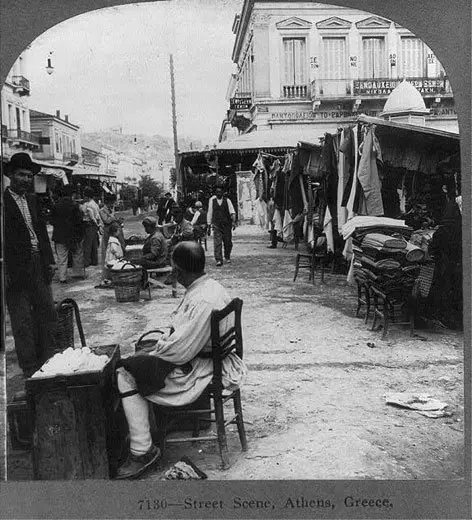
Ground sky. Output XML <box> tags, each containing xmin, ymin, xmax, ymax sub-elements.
<box><xmin>25</xmin><ymin>0</ymin><xmax>243</xmax><ymax>144</ymax></box>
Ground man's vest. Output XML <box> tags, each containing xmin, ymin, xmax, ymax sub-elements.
<box><xmin>212</xmin><ymin>197</ymin><xmax>232</xmax><ymax>227</ymax></box>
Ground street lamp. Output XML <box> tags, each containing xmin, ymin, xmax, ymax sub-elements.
<box><xmin>46</xmin><ymin>52</ymin><xmax>54</xmax><ymax>74</ymax></box>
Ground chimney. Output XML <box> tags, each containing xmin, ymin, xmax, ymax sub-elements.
<box><xmin>56</xmin><ymin>110</ymin><xmax>61</xmax><ymax>119</ymax></box>
<box><xmin>65</xmin><ymin>115</ymin><xmax>69</xmax><ymax>123</ymax></box>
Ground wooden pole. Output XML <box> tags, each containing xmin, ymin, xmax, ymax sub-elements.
<box><xmin>169</xmin><ymin>54</ymin><xmax>181</xmax><ymax>201</ymax></box>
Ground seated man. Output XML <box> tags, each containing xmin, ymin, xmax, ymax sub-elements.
<box><xmin>115</xmin><ymin>242</ymin><xmax>247</xmax><ymax>479</ymax></box>
<box><xmin>136</xmin><ymin>216</ymin><xmax>168</xmax><ymax>269</ymax></box>
<box><xmin>168</xmin><ymin>205</ymin><xmax>194</xmax><ymax>247</ymax></box>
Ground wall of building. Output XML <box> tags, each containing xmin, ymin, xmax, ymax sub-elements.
<box><xmin>31</xmin><ymin>116</ymin><xmax>81</xmax><ymax>164</ymax></box>
<box><xmin>227</xmin><ymin>1</ymin><xmax>456</xmax><ymax>135</ymax></box>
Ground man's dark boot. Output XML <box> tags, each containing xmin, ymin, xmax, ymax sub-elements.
<box><xmin>115</xmin><ymin>444</ymin><xmax>160</xmax><ymax>480</ymax></box>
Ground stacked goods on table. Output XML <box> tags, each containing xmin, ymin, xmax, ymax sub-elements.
<box><xmin>358</xmin><ymin>233</ymin><xmax>424</xmax><ymax>299</ymax></box>
<box><xmin>342</xmin><ymin>216</ymin><xmax>414</xmax><ymax>290</ymax></box>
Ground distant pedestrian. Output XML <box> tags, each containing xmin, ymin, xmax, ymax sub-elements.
<box><xmin>4</xmin><ymin>153</ymin><xmax>58</xmax><ymax>378</ymax></box>
<box><xmin>163</xmin><ymin>192</ymin><xmax>175</xmax><ymax>223</ymax></box>
<box><xmin>82</xmin><ymin>187</ymin><xmax>102</xmax><ymax>267</ymax></box>
<box><xmin>156</xmin><ymin>196</ymin><xmax>167</xmax><ymax>224</ymax></box>
<box><xmin>207</xmin><ymin>186</ymin><xmax>236</xmax><ymax>266</ymax></box>
<box><xmin>50</xmin><ymin>184</ymin><xmax>85</xmax><ymax>283</ymax></box>
<box><xmin>131</xmin><ymin>199</ymin><xmax>139</xmax><ymax>216</ymax></box>
<box><xmin>100</xmin><ymin>194</ymin><xmax>125</xmax><ymax>280</ymax></box>
<box><xmin>191</xmin><ymin>201</ymin><xmax>207</xmax><ymax>241</ymax></box>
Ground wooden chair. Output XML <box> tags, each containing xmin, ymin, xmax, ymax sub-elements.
<box><xmin>151</xmin><ymin>298</ymin><xmax>248</xmax><ymax>469</ymax></box>
<box><xmin>355</xmin><ymin>280</ymin><xmax>371</xmax><ymax>324</ymax></box>
<box><xmin>293</xmin><ymin>235</ymin><xmax>327</xmax><ymax>284</ymax></box>
<box><xmin>370</xmin><ymin>285</ymin><xmax>416</xmax><ymax>339</ymax></box>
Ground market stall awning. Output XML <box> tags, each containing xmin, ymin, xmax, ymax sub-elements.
<box><xmin>214</xmin><ymin>128</ymin><xmax>334</xmax><ymax>152</ymax></box>
<box><xmin>71</xmin><ymin>164</ymin><xmax>116</xmax><ymax>181</ymax></box>
<box><xmin>357</xmin><ymin>115</ymin><xmax>460</xmax><ymax>141</ymax></box>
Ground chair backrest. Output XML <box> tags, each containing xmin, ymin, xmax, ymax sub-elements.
<box><xmin>210</xmin><ymin>298</ymin><xmax>243</xmax><ymax>387</ymax></box>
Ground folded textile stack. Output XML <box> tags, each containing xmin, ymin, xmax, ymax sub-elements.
<box><xmin>352</xmin><ymin>228</ymin><xmax>422</xmax><ymax>299</ymax></box>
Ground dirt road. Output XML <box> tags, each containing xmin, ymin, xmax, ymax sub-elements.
<box><xmin>5</xmin><ymin>212</ymin><xmax>464</xmax><ymax>480</ymax></box>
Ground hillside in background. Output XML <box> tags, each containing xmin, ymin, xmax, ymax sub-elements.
<box><xmin>81</xmin><ymin>129</ymin><xmax>205</xmax><ymax>176</ymax></box>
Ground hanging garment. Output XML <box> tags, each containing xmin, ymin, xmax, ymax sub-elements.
<box><xmin>346</xmin><ymin>126</ymin><xmax>360</xmax><ymax>219</ymax></box>
<box><xmin>282</xmin><ymin>210</ymin><xmax>294</xmax><ymax>242</ymax></box>
<box><xmin>273</xmin><ymin>208</ymin><xmax>283</xmax><ymax>234</ymax></box>
<box><xmin>340</xmin><ymin>126</ymin><xmax>356</xmax><ymax>207</ymax></box>
<box><xmin>337</xmin><ymin>129</ymin><xmax>348</xmax><ymax>231</ymax></box>
<box><xmin>357</xmin><ymin>126</ymin><xmax>384</xmax><ymax>216</ymax></box>
<box><xmin>323</xmin><ymin>207</ymin><xmax>334</xmax><ymax>253</ymax></box>
<box><xmin>255</xmin><ymin>198</ymin><xmax>269</xmax><ymax>229</ymax></box>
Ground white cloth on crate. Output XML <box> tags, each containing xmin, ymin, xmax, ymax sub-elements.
<box><xmin>120</xmin><ymin>275</ymin><xmax>247</xmax><ymax>408</ymax></box>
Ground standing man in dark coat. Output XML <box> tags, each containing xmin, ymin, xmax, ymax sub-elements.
<box><xmin>163</xmin><ymin>192</ymin><xmax>175</xmax><ymax>223</ymax></box>
<box><xmin>207</xmin><ymin>187</ymin><xmax>236</xmax><ymax>266</ymax></box>
<box><xmin>50</xmin><ymin>184</ymin><xmax>85</xmax><ymax>283</ymax></box>
<box><xmin>4</xmin><ymin>153</ymin><xmax>58</xmax><ymax>378</ymax></box>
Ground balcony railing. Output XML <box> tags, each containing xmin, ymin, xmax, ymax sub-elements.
<box><xmin>63</xmin><ymin>152</ymin><xmax>79</xmax><ymax>162</ymax></box>
<box><xmin>8</xmin><ymin>129</ymin><xmax>40</xmax><ymax>145</ymax></box>
<box><xmin>311</xmin><ymin>77</ymin><xmax>453</xmax><ymax>100</ymax></box>
<box><xmin>12</xmin><ymin>75</ymin><xmax>30</xmax><ymax>95</ymax></box>
<box><xmin>283</xmin><ymin>85</ymin><xmax>309</xmax><ymax>99</ymax></box>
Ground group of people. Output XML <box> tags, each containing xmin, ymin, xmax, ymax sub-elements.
<box><xmin>3</xmin><ymin>152</ymin><xmax>247</xmax><ymax>481</ymax></box>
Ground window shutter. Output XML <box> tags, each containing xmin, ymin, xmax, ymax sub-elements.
<box><xmin>401</xmin><ymin>37</ymin><xmax>423</xmax><ymax>77</ymax></box>
<box><xmin>362</xmin><ymin>37</ymin><xmax>386</xmax><ymax>78</ymax></box>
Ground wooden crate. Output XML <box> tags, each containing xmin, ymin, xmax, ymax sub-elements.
<box><xmin>25</xmin><ymin>345</ymin><xmax>125</xmax><ymax>480</ymax></box>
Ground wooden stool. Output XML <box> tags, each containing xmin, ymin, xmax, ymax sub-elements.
<box><xmin>145</xmin><ymin>266</ymin><xmax>177</xmax><ymax>298</ymax></box>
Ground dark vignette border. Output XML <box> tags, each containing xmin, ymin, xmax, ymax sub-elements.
<box><xmin>0</xmin><ymin>0</ymin><xmax>470</xmax><ymax>518</ymax></box>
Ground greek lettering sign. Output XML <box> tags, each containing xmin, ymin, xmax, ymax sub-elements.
<box><xmin>269</xmin><ymin>109</ymin><xmax>380</xmax><ymax>121</ymax></box>
<box><xmin>230</xmin><ymin>97</ymin><xmax>252</xmax><ymax>110</ymax></box>
<box><xmin>353</xmin><ymin>78</ymin><xmax>446</xmax><ymax>96</ymax></box>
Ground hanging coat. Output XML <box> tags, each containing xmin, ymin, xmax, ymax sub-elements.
<box><xmin>357</xmin><ymin>126</ymin><xmax>384</xmax><ymax>216</ymax></box>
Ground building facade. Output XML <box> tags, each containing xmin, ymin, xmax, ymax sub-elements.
<box><xmin>224</xmin><ymin>0</ymin><xmax>457</xmax><ymax>141</ymax></box>
<box><xmin>1</xmin><ymin>51</ymin><xmax>40</xmax><ymax>160</ymax></box>
<box><xmin>30</xmin><ymin>109</ymin><xmax>81</xmax><ymax>167</ymax></box>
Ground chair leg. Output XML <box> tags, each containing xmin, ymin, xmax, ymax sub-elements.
<box><xmin>371</xmin><ymin>292</ymin><xmax>378</xmax><ymax>331</ymax></box>
<box><xmin>356</xmin><ymin>283</ymin><xmax>362</xmax><ymax>317</ymax></box>
<box><xmin>320</xmin><ymin>257</ymin><xmax>325</xmax><ymax>283</ymax></box>
<box><xmin>171</xmin><ymin>279</ymin><xmax>177</xmax><ymax>298</ymax></box>
<box><xmin>233</xmin><ymin>391</ymin><xmax>248</xmax><ymax>451</ymax></box>
<box><xmin>382</xmin><ymin>295</ymin><xmax>388</xmax><ymax>340</ymax></box>
<box><xmin>151</xmin><ymin>405</ymin><xmax>167</xmax><ymax>455</ymax></box>
<box><xmin>293</xmin><ymin>256</ymin><xmax>300</xmax><ymax>282</ymax></box>
<box><xmin>364</xmin><ymin>286</ymin><xmax>371</xmax><ymax>325</ymax></box>
<box><xmin>214</xmin><ymin>396</ymin><xmax>230</xmax><ymax>469</ymax></box>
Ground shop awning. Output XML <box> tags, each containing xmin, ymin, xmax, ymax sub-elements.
<box><xmin>357</xmin><ymin>115</ymin><xmax>460</xmax><ymax>141</ymax></box>
<box><xmin>215</xmin><ymin>128</ymin><xmax>332</xmax><ymax>152</ymax></box>
<box><xmin>71</xmin><ymin>164</ymin><xmax>116</xmax><ymax>180</ymax></box>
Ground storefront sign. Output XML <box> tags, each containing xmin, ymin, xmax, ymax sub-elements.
<box><xmin>353</xmin><ymin>78</ymin><xmax>446</xmax><ymax>96</ymax></box>
<box><xmin>230</xmin><ymin>97</ymin><xmax>252</xmax><ymax>110</ymax></box>
<box><xmin>269</xmin><ymin>109</ymin><xmax>380</xmax><ymax>121</ymax></box>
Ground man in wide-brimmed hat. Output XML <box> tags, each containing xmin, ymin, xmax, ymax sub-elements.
<box><xmin>4</xmin><ymin>153</ymin><xmax>58</xmax><ymax>378</ymax></box>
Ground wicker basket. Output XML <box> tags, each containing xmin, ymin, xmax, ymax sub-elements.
<box><xmin>114</xmin><ymin>284</ymin><xmax>141</xmax><ymax>302</ymax></box>
<box><xmin>124</xmin><ymin>245</ymin><xmax>144</xmax><ymax>263</ymax></box>
<box><xmin>125</xmin><ymin>234</ymin><xmax>146</xmax><ymax>246</ymax></box>
<box><xmin>52</xmin><ymin>298</ymin><xmax>86</xmax><ymax>350</ymax></box>
<box><xmin>110</xmin><ymin>264</ymin><xmax>143</xmax><ymax>285</ymax></box>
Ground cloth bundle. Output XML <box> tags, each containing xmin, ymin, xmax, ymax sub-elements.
<box><xmin>164</xmin><ymin>457</ymin><xmax>208</xmax><ymax>480</ymax></box>
<box><xmin>32</xmin><ymin>347</ymin><xmax>109</xmax><ymax>378</ymax></box>
<box><xmin>361</xmin><ymin>233</ymin><xmax>407</xmax><ymax>251</ymax></box>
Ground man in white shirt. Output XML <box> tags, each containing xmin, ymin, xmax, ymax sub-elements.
<box><xmin>115</xmin><ymin>241</ymin><xmax>246</xmax><ymax>479</ymax></box>
<box><xmin>207</xmin><ymin>187</ymin><xmax>236</xmax><ymax>266</ymax></box>
<box><xmin>82</xmin><ymin>187</ymin><xmax>102</xmax><ymax>267</ymax></box>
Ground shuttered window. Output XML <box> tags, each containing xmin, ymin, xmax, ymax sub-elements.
<box><xmin>322</xmin><ymin>37</ymin><xmax>346</xmax><ymax>79</ymax></box>
<box><xmin>401</xmin><ymin>37</ymin><xmax>424</xmax><ymax>77</ymax></box>
<box><xmin>361</xmin><ymin>37</ymin><xmax>386</xmax><ymax>78</ymax></box>
<box><xmin>283</xmin><ymin>38</ymin><xmax>307</xmax><ymax>85</ymax></box>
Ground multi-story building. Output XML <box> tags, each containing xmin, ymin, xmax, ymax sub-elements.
<box><xmin>1</xmin><ymin>51</ymin><xmax>40</xmax><ymax>160</ymax></box>
<box><xmin>30</xmin><ymin>109</ymin><xmax>81</xmax><ymax>167</ymax></box>
<box><xmin>223</xmin><ymin>0</ymin><xmax>457</xmax><ymax>141</ymax></box>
